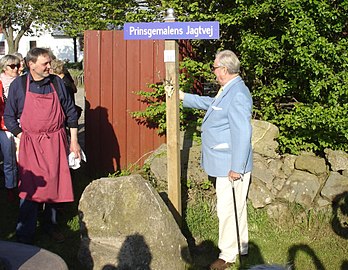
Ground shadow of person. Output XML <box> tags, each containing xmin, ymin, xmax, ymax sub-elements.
<box><xmin>331</xmin><ymin>191</ymin><xmax>348</xmax><ymax>239</ymax></box>
<box><xmin>287</xmin><ymin>244</ymin><xmax>325</xmax><ymax>270</ymax></box>
<box><xmin>331</xmin><ymin>191</ymin><xmax>348</xmax><ymax>269</ymax></box>
<box><xmin>181</xmin><ymin>239</ymin><xmax>219</xmax><ymax>270</ymax></box>
<box><xmin>77</xmin><ymin>211</ymin><xmax>94</xmax><ymax>270</ymax></box>
<box><xmin>18</xmin><ymin>169</ymin><xmax>47</xmax><ymax>199</ymax></box>
<box><xmin>109</xmin><ymin>233</ymin><xmax>152</xmax><ymax>270</ymax></box>
<box><xmin>85</xmin><ymin>101</ymin><xmax>121</xmax><ymax>178</ymax></box>
<box><xmin>238</xmin><ymin>241</ymin><xmax>266</xmax><ymax>269</ymax></box>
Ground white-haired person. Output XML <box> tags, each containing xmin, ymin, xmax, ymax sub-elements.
<box><xmin>0</xmin><ymin>54</ymin><xmax>20</xmax><ymax>202</ymax></box>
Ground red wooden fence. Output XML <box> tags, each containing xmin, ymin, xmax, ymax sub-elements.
<box><xmin>84</xmin><ymin>30</ymin><xmax>166</xmax><ymax>175</ymax></box>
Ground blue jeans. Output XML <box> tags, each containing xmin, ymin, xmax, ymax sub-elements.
<box><xmin>0</xmin><ymin>130</ymin><xmax>17</xmax><ymax>189</ymax></box>
<box><xmin>16</xmin><ymin>199</ymin><xmax>57</xmax><ymax>244</ymax></box>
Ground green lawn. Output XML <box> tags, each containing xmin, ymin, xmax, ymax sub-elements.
<box><xmin>184</xmin><ymin>194</ymin><xmax>348</xmax><ymax>270</ymax></box>
<box><xmin>1</xmin><ymin>167</ymin><xmax>347</xmax><ymax>270</ymax></box>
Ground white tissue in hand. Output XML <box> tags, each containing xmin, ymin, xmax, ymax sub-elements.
<box><xmin>68</xmin><ymin>151</ymin><xmax>86</xmax><ymax>170</ymax></box>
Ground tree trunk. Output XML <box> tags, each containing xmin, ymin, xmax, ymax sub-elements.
<box><xmin>3</xmin><ymin>24</ymin><xmax>31</xmax><ymax>54</ymax></box>
<box><xmin>6</xmin><ymin>39</ymin><xmax>16</xmax><ymax>54</ymax></box>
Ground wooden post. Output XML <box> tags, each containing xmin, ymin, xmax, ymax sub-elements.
<box><xmin>164</xmin><ymin>8</ymin><xmax>181</xmax><ymax>225</ymax></box>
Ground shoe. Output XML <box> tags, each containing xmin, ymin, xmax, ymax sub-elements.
<box><xmin>210</xmin><ymin>258</ymin><xmax>233</xmax><ymax>270</ymax></box>
<box><xmin>48</xmin><ymin>226</ymin><xmax>65</xmax><ymax>243</ymax></box>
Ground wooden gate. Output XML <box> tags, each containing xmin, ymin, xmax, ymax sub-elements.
<box><xmin>84</xmin><ymin>30</ymin><xmax>166</xmax><ymax>175</ymax></box>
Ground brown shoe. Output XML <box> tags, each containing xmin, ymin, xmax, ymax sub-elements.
<box><xmin>210</xmin><ymin>258</ymin><xmax>233</xmax><ymax>270</ymax></box>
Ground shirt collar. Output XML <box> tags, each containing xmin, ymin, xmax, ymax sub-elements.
<box><xmin>28</xmin><ymin>73</ymin><xmax>52</xmax><ymax>86</ymax></box>
<box><xmin>222</xmin><ymin>75</ymin><xmax>240</xmax><ymax>90</ymax></box>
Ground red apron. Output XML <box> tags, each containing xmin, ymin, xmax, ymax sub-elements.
<box><xmin>18</xmin><ymin>76</ymin><xmax>74</xmax><ymax>203</ymax></box>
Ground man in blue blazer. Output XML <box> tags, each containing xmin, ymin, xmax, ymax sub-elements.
<box><xmin>179</xmin><ymin>50</ymin><xmax>253</xmax><ymax>270</ymax></box>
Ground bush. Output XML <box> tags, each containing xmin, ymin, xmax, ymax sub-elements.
<box><xmin>132</xmin><ymin>1</ymin><xmax>348</xmax><ymax>155</ymax></box>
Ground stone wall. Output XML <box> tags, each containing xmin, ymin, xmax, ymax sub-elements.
<box><xmin>145</xmin><ymin>120</ymin><xmax>348</xmax><ymax>215</ymax></box>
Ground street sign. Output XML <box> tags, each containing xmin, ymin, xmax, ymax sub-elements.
<box><xmin>124</xmin><ymin>21</ymin><xmax>219</xmax><ymax>40</ymax></box>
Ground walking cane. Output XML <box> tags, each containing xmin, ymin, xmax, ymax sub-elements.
<box><xmin>231</xmin><ymin>179</ymin><xmax>242</xmax><ymax>265</ymax></box>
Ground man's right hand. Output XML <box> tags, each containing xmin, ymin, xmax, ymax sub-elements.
<box><xmin>179</xmin><ymin>90</ymin><xmax>185</xmax><ymax>100</ymax></box>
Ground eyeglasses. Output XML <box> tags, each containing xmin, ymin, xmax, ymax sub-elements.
<box><xmin>211</xmin><ymin>65</ymin><xmax>224</xmax><ymax>71</ymax></box>
<box><xmin>7</xmin><ymin>64</ymin><xmax>20</xmax><ymax>69</ymax></box>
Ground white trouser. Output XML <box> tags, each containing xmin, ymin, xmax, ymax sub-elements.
<box><xmin>0</xmin><ymin>130</ymin><xmax>17</xmax><ymax>189</ymax></box>
<box><xmin>216</xmin><ymin>172</ymin><xmax>251</xmax><ymax>263</ymax></box>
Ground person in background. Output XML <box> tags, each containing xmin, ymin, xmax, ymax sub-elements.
<box><xmin>47</xmin><ymin>49</ymin><xmax>78</xmax><ymax>94</ymax></box>
<box><xmin>179</xmin><ymin>50</ymin><xmax>253</xmax><ymax>270</ymax></box>
<box><xmin>50</xmin><ymin>59</ymin><xmax>82</xmax><ymax>119</ymax></box>
<box><xmin>0</xmin><ymin>54</ymin><xmax>20</xmax><ymax>202</ymax></box>
<box><xmin>4</xmin><ymin>47</ymin><xmax>81</xmax><ymax>244</ymax></box>
<box><xmin>12</xmin><ymin>52</ymin><xmax>27</xmax><ymax>75</ymax></box>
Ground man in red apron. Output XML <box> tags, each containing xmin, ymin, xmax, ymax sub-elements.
<box><xmin>4</xmin><ymin>47</ymin><xmax>81</xmax><ymax>244</ymax></box>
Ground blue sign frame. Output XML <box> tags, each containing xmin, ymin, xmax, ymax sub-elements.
<box><xmin>124</xmin><ymin>21</ymin><xmax>219</xmax><ymax>40</ymax></box>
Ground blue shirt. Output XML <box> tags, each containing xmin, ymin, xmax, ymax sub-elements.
<box><xmin>4</xmin><ymin>73</ymin><xmax>78</xmax><ymax>136</ymax></box>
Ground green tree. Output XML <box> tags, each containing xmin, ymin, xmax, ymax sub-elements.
<box><xmin>0</xmin><ymin>0</ymin><xmax>68</xmax><ymax>53</ymax></box>
<box><xmin>61</xmin><ymin>0</ymin><xmax>145</xmax><ymax>37</ymax></box>
<box><xmin>131</xmin><ymin>0</ymin><xmax>348</xmax><ymax>154</ymax></box>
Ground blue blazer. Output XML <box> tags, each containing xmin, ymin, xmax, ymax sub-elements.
<box><xmin>183</xmin><ymin>76</ymin><xmax>253</xmax><ymax>177</ymax></box>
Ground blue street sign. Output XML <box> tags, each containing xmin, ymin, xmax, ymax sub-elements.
<box><xmin>124</xmin><ymin>21</ymin><xmax>219</xmax><ymax>40</ymax></box>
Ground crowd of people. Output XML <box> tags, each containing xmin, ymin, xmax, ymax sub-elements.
<box><xmin>0</xmin><ymin>47</ymin><xmax>82</xmax><ymax>244</ymax></box>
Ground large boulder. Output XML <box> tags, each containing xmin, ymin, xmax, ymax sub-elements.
<box><xmin>78</xmin><ymin>174</ymin><xmax>190</xmax><ymax>270</ymax></box>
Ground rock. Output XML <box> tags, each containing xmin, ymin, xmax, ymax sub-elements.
<box><xmin>181</xmin><ymin>145</ymin><xmax>209</xmax><ymax>187</ymax></box>
<box><xmin>249</xmin><ymin>178</ymin><xmax>275</xmax><ymax>208</ymax></box>
<box><xmin>78</xmin><ymin>174</ymin><xmax>190</xmax><ymax>270</ymax></box>
<box><xmin>281</xmin><ymin>154</ymin><xmax>297</xmax><ymax>177</ymax></box>
<box><xmin>266</xmin><ymin>202</ymin><xmax>291</xmax><ymax>223</ymax></box>
<box><xmin>252</xmin><ymin>159</ymin><xmax>274</xmax><ymax>190</ymax></box>
<box><xmin>251</xmin><ymin>120</ymin><xmax>280</xmax><ymax>158</ymax></box>
<box><xmin>0</xmin><ymin>240</ymin><xmax>68</xmax><ymax>270</ymax></box>
<box><xmin>321</xmin><ymin>172</ymin><xmax>348</xmax><ymax>202</ymax></box>
<box><xmin>294</xmin><ymin>154</ymin><xmax>327</xmax><ymax>175</ymax></box>
<box><xmin>316</xmin><ymin>196</ymin><xmax>331</xmax><ymax>208</ymax></box>
<box><xmin>272</xmin><ymin>176</ymin><xmax>287</xmax><ymax>195</ymax></box>
<box><xmin>144</xmin><ymin>144</ymin><xmax>168</xmax><ymax>192</ymax></box>
<box><xmin>268</xmin><ymin>159</ymin><xmax>283</xmax><ymax>177</ymax></box>
<box><xmin>325</xmin><ymin>149</ymin><xmax>348</xmax><ymax>172</ymax></box>
<box><xmin>277</xmin><ymin>170</ymin><xmax>320</xmax><ymax>208</ymax></box>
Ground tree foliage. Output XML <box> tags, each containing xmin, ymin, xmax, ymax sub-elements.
<box><xmin>0</xmin><ymin>0</ymin><xmax>145</xmax><ymax>53</ymax></box>
<box><xmin>131</xmin><ymin>0</ymin><xmax>348</xmax><ymax>155</ymax></box>
<box><xmin>62</xmin><ymin>0</ymin><xmax>145</xmax><ymax>36</ymax></box>
<box><xmin>0</xmin><ymin>0</ymin><xmax>68</xmax><ymax>53</ymax></box>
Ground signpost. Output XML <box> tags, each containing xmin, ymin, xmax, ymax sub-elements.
<box><xmin>124</xmin><ymin>21</ymin><xmax>219</xmax><ymax>40</ymax></box>
<box><xmin>124</xmin><ymin>9</ymin><xmax>219</xmax><ymax>226</ymax></box>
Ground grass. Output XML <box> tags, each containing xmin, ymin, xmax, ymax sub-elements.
<box><xmin>184</xmin><ymin>192</ymin><xmax>348</xmax><ymax>270</ymax></box>
<box><xmin>1</xmin><ymin>166</ymin><xmax>347</xmax><ymax>270</ymax></box>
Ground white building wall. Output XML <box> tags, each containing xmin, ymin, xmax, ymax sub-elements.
<box><xmin>0</xmin><ymin>29</ymin><xmax>83</xmax><ymax>62</ymax></box>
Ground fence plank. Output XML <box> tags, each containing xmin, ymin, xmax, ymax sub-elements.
<box><xmin>85</xmin><ymin>30</ymin><xmax>166</xmax><ymax>175</ymax></box>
